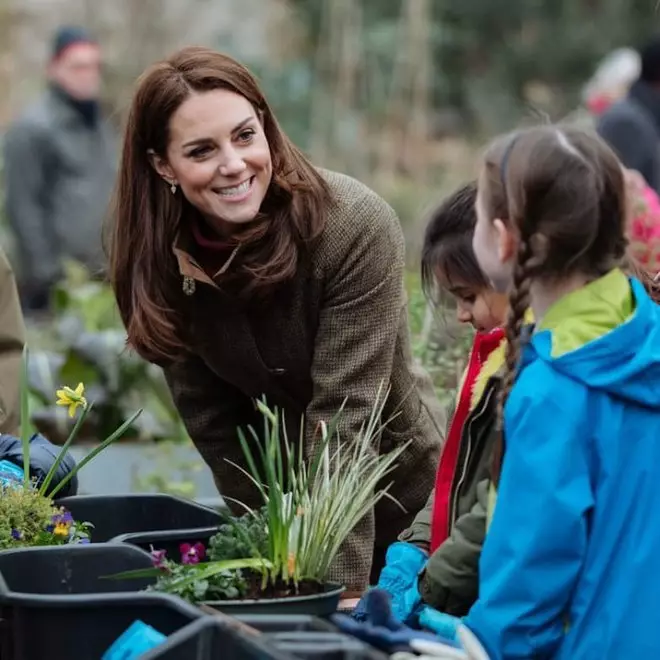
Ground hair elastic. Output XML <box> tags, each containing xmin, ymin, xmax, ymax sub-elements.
<box><xmin>500</xmin><ymin>134</ymin><xmax>520</xmax><ymax>194</ymax></box>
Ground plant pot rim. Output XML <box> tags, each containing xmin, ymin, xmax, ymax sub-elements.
<box><xmin>201</xmin><ymin>581</ymin><xmax>344</xmax><ymax>607</ymax></box>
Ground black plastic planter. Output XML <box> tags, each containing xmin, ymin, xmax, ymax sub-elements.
<box><xmin>0</xmin><ymin>542</ymin><xmax>160</xmax><ymax>594</ymax></box>
<box><xmin>55</xmin><ymin>493</ymin><xmax>223</xmax><ymax>542</ymax></box>
<box><xmin>114</xmin><ymin>528</ymin><xmax>345</xmax><ymax>617</ymax></box>
<box><xmin>0</xmin><ymin>544</ymin><xmax>381</xmax><ymax>660</ymax></box>
<box><xmin>0</xmin><ymin>545</ymin><xmax>205</xmax><ymax>660</ymax></box>
<box><xmin>112</xmin><ymin>524</ymin><xmax>217</xmax><ymax>558</ymax></box>
<box><xmin>197</xmin><ymin>614</ymin><xmax>389</xmax><ymax>660</ymax></box>
<box><xmin>0</xmin><ymin>594</ymin><xmax>202</xmax><ymax>660</ymax></box>
<box><xmin>203</xmin><ymin>583</ymin><xmax>345</xmax><ymax>617</ymax></box>
<box><xmin>235</xmin><ymin>615</ymin><xmax>338</xmax><ymax>633</ymax></box>
<box><xmin>268</xmin><ymin>632</ymin><xmax>387</xmax><ymax>659</ymax></box>
<box><xmin>141</xmin><ymin>617</ymin><xmax>295</xmax><ymax>660</ymax></box>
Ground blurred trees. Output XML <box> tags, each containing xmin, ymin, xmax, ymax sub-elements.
<box><xmin>3</xmin><ymin>0</ymin><xmax>660</xmax><ymax>243</ymax></box>
<box><xmin>289</xmin><ymin>0</ymin><xmax>660</xmax><ymax>136</ymax></box>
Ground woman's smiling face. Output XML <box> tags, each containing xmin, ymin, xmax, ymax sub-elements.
<box><xmin>152</xmin><ymin>88</ymin><xmax>273</xmax><ymax>235</ymax></box>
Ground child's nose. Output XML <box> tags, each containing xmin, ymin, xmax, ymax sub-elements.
<box><xmin>457</xmin><ymin>306</ymin><xmax>472</xmax><ymax>324</ymax></box>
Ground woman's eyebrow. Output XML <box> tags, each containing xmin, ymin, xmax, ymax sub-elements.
<box><xmin>181</xmin><ymin>117</ymin><xmax>255</xmax><ymax>149</ymax></box>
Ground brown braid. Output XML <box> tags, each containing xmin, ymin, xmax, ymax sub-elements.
<box><xmin>492</xmin><ymin>240</ymin><xmax>542</xmax><ymax>486</ymax></box>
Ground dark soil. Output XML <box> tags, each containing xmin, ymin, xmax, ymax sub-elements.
<box><xmin>242</xmin><ymin>571</ymin><xmax>324</xmax><ymax>600</ymax></box>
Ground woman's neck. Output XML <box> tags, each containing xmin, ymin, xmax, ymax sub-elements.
<box><xmin>191</xmin><ymin>215</ymin><xmax>236</xmax><ymax>251</ymax></box>
<box><xmin>530</xmin><ymin>273</ymin><xmax>591</xmax><ymax>325</ymax></box>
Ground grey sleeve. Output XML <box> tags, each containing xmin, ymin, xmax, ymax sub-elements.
<box><xmin>3</xmin><ymin>122</ymin><xmax>60</xmax><ymax>286</ymax></box>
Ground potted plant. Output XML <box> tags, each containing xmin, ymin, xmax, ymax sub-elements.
<box><xmin>110</xmin><ymin>389</ymin><xmax>408</xmax><ymax>616</ymax></box>
<box><xmin>0</xmin><ymin>348</ymin><xmax>142</xmax><ymax>551</ymax></box>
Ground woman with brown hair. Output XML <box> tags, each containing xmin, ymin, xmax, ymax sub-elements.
<box><xmin>108</xmin><ymin>46</ymin><xmax>446</xmax><ymax>594</ymax></box>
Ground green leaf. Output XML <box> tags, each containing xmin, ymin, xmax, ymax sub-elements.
<box><xmin>20</xmin><ymin>347</ymin><xmax>31</xmax><ymax>487</ymax></box>
<box><xmin>165</xmin><ymin>558</ymin><xmax>271</xmax><ymax>593</ymax></box>
<box><xmin>101</xmin><ymin>567</ymin><xmax>165</xmax><ymax>580</ymax></box>
<box><xmin>47</xmin><ymin>408</ymin><xmax>143</xmax><ymax>498</ymax></box>
<box><xmin>38</xmin><ymin>402</ymin><xmax>93</xmax><ymax>497</ymax></box>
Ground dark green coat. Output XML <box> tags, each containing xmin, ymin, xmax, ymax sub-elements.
<box><xmin>399</xmin><ymin>373</ymin><xmax>500</xmax><ymax>616</ymax></box>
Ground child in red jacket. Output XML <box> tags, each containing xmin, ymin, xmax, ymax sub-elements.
<box><xmin>353</xmin><ymin>181</ymin><xmax>508</xmax><ymax>624</ymax></box>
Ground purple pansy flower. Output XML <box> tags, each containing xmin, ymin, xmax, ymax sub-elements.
<box><xmin>180</xmin><ymin>542</ymin><xmax>206</xmax><ymax>565</ymax></box>
<box><xmin>150</xmin><ymin>548</ymin><xmax>168</xmax><ymax>569</ymax></box>
<box><xmin>51</xmin><ymin>510</ymin><xmax>73</xmax><ymax>525</ymax></box>
<box><xmin>11</xmin><ymin>529</ymin><xmax>22</xmax><ymax>541</ymax></box>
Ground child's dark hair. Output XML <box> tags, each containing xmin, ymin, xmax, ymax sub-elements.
<box><xmin>420</xmin><ymin>181</ymin><xmax>487</xmax><ymax>305</ymax></box>
<box><xmin>480</xmin><ymin>126</ymin><xmax>628</xmax><ymax>484</ymax></box>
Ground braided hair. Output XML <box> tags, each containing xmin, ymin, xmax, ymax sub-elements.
<box><xmin>479</xmin><ymin>126</ymin><xmax>628</xmax><ymax>484</ymax></box>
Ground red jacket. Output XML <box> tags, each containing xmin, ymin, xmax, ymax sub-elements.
<box><xmin>429</xmin><ymin>328</ymin><xmax>505</xmax><ymax>553</ymax></box>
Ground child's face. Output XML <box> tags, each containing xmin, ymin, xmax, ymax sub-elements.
<box><xmin>440</xmin><ymin>275</ymin><xmax>509</xmax><ymax>333</ymax></box>
<box><xmin>473</xmin><ymin>176</ymin><xmax>518</xmax><ymax>293</ymax></box>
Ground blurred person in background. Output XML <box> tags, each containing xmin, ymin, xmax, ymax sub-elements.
<box><xmin>597</xmin><ymin>36</ymin><xmax>660</xmax><ymax>194</ymax></box>
<box><xmin>0</xmin><ymin>233</ymin><xmax>78</xmax><ymax>496</ymax></box>
<box><xmin>0</xmin><ymin>244</ymin><xmax>25</xmax><ymax>436</ymax></box>
<box><xmin>581</xmin><ymin>47</ymin><xmax>660</xmax><ymax>272</ymax></box>
<box><xmin>3</xmin><ymin>25</ymin><xmax>117</xmax><ymax>315</ymax></box>
<box><xmin>583</xmin><ymin>48</ymin><xmax>641</xmax><ymax>117</ymax></box>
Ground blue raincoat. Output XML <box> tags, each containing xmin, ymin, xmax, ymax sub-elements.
<box><xmin>465</xmin><ymin>269</ymin><xmax>660</xmax><ymax>659</ymax></box>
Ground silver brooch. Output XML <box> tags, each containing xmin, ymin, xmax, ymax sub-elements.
<box><xmin>182</xmin><ymin>276</ymin><xmax>196</xmax><ymax>296</ymax></box>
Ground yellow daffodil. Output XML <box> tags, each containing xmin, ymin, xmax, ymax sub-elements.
<box><xmin>287</xmin><ymin>551</ymin><xmax>296</xmax><ymax>576</ymax></box>
<box><xmin>55</xmin><ymin>383</ymin><xmax>87</xmax><ymax>418</ymax></box>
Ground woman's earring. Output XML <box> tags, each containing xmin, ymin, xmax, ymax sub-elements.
<box><xmin>170</xmin><ymin>181</ymin><xmax>177</xmax><ymax>195</ymax></box>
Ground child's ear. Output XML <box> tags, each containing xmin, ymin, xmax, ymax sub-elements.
<box><xmin>494</xmin><ymin>218</ymin><xmax>517</xmax><ymax>264</ymax></box>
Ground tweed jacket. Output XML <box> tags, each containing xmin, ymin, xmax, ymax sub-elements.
<box><xmin>163</xmin><ymin>170</ymin><xmax>446</xmax><ymax>591</ymax></box>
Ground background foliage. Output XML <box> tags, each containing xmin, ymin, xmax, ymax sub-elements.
<box><xmin>0</xmin><ymin>0</ymin><xmax>655</xmax><ymax>490</ymax></box>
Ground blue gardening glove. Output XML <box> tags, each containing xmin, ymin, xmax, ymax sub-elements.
<box><xmin>353</xmin><ymin>542</ymin><xmax>427</xmax><ymax>623</ymax></box>
<box><xmin>102</xmin><ymin>620</ymin><xmax>167</xmax><ymax>659</ymax></box>
<box><xmin>333</xmin><ymin>589</ymin><xmax>447</xmax><ymax>653</ymax></box>
<box><xmin>0</xmin><ymin>460</ymin><xmax>25</xmax><ymax>489</ymax></box>
<box><xmin>0</xmin><ymin>433</ymin><xmax>78</xmax><ymax>497</ymax></box>
<box><xmin>418</xmin><ymin>605</ymin><xmax>462</xmax><ymax>644</ymax></box>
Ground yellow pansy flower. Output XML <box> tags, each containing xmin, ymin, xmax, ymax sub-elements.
<box><xmin>53</xmin><ymin>523</ymin><xmax>70</xmax><ymax>537</ymax></box>
<box><xmin>55</xmin><ymin>383</ymin><xmax>87</xmax><ymax>418</ymax></box>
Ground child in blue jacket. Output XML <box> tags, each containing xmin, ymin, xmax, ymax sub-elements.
<box><xmin>462</xmin><ymin>124</ymin><xmax>660</xmax><ymax>659</ymax></box>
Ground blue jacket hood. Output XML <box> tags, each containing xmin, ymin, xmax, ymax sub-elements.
<box><xmin>526</xmin><ymin>272</ymin><xmax>660</xmax><ymax>409</ymax></box>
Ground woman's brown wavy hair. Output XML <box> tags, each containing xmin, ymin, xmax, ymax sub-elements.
<box><xmin>108</xmin><ymin>47</ymin><xmax>332</xmax><ymax>363</ymax></box>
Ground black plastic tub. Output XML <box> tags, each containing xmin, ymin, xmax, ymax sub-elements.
<box><xmin>0</xmin><ymin>545</ymin><xmax>380</xmax><ymax>659</ymax></box>
<box><xmin>0</xmin><ymin>545</ymin><xmax>205</xmax><ymax>660</ymax></box>
<box><xmin>113</xmin><ymin>524</ymin><xmax>217</xmax><ymax>558</ymax></box>
<box><xmin>190</xmin><ymin>614</ymin><xmax>389</xmax><ymax>660</ymax></box>
<box><xmin>0</xmin><ymin>594</ymin><xmax>202</xmax><ymax>660</ymax></box>
<box><xmin>0</xmin><ymin>543</ymin><xmax>159</xmax><ymax>594</ymax></box>
<box><xmin>269</xmin><ymin>632</ymin><xmax>388</xmax><ymax>659</ymax></box>
<box><xmin>56</xmin><ymin>493</ymin><xmax>223</xmax><ymax>542</ymax></box>
<box><xmin>234</xmin><ymin>615</ymin><xmax>338</xmax><ymax>633</ymax></box>
<box><xmin>141</xmin><ymin>617</ymin><xmax>295</xmax><ymax>660</ymax></box>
